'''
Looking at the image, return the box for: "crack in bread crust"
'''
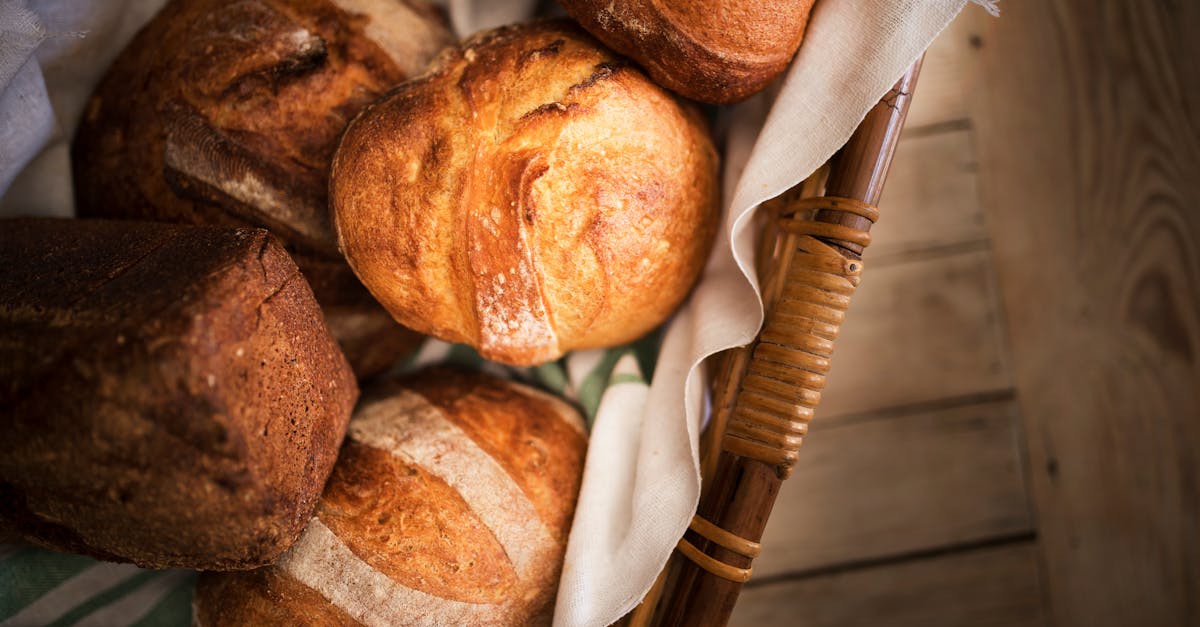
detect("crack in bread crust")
[331,20,720,366]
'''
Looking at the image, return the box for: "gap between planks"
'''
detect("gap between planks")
[755,399,1033,578]
[731,540,1047,627]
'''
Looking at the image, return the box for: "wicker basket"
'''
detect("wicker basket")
[624,57,925,627]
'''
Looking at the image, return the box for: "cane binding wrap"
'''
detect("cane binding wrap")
[722,196,878,478]
[673,514,764,583]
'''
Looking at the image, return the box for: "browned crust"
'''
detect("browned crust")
[71,0,421,255]
[196,567,360,626]
[331,20,719,365]
[297,254,426,377]
[318,441,519,603]
[405,368,588,540]
[71,0,454,376]
[559,0,816,104]
[0,218,358,569]
[194,368,586,624]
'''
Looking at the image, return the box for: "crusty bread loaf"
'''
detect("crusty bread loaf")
[71,0,455,376]
[195,368,588,626]
[0,218,358,570]
[331,19,719,366]
[558,0,816,104]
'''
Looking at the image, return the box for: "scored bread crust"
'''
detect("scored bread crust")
[195,368,587,626]
[559,0,817,104]
[331,19,719,365]
[71,0,455,375]
[0,218,358,570]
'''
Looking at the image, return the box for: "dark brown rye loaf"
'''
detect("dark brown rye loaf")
[0,218,358,570]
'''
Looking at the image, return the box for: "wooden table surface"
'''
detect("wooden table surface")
[732,2,1200,625]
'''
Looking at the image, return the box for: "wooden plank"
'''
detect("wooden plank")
[817,249,1011,419]
[968,1,1200,625]
[755,400,1032,577]
[903,7,988,130]
[731,542,1046,627]
[871,128,988,259]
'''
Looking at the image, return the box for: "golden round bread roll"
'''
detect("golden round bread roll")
[558,0,816,104]
[331,19,719,366]
[194,368,588,626]
[71,0,456,376]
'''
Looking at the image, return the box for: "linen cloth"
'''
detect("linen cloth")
[0,0,985,624]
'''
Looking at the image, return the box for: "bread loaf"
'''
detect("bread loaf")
[331,19,719,366]
[0,218,358,570]
[195,368,587,626]
[558,0,816,104]
[71,0,456,376]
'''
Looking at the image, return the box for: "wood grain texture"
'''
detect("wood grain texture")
[969,1,1200,624]
[903,7,986,130]
[871,129,988,260]
[731,543,1046,627]
[755,400,1032,577]
[818,248,1012,419]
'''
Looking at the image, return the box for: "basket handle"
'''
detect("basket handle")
[647,56,924,627]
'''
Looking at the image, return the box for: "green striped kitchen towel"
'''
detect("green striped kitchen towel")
[0,338,653,626]
[0,547,194,626]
